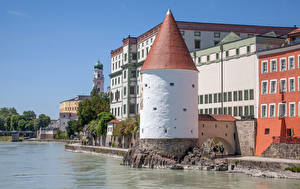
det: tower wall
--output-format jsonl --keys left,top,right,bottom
{"left": 140, "top": 69, "right": 198, "bottom": 139}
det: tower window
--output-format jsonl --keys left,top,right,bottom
{"left": 153, "top": 107, "right": 157, "bottom": 110}
{"left": 192, "top": 84, "right": 195, "bottom": 88}
{"left": 145, "top": 84, "right": 148, "bottom": 87}
{"left": 164, "top": 128, "right": 167, "bottom": 134}
{"left": 265, "top": 128, "right": 270, "bottom": 135}
{"left": 183, "top": 108, "right": 187, "bottom": 111}
{"left": 170, "top": 83, "right": 174, "bottom": 86}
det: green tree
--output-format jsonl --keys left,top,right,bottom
{"left": 10, "top": 115, "right": 20, "bottom": 131}
{"left": 77, "top": 95, "right": 110, "bottom": 132}
{"left": 96, "top": 112, "right": 115, "bottom": 136}
{"left": 25, "top": 120, "right": 34, "bottom": 131}
{"left": 23, "top": 111, "right": 36, "bottom": 121}
{"left": 66, "top": 120, "right": 78, "bottom": 138}
{"left": 4, "top": 117, "right": 11, "bottom": 131}
{"left": 0, "top": 117, "right": 4, "bottom": 131}
{"left": 34, "top": 114, "right": 51, "bottom": 131}
{"left": 0, "top": 107, "right": 18, "bottom": 120}
{"left": 113, "top": 119, "right": 138, "bottom": 137}
{"left": 17, "top": 119, "right": 27, "bottom": 131}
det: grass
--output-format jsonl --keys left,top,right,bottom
{"left": 0, "top": 136, "right": 12, "bottom": 141}
{"left": 285, "top": 166, "right": 300, "bottom": 173}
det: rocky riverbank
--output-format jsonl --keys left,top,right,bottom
{"left": 122, "top": 145, "right": 300, "bottom": 179}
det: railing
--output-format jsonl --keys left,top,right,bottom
{"left": 272, "top": 136, "right": 300, "bottom": 144}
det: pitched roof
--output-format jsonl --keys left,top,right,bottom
{"left": 140, "top": 9, "right": 198, "bottom": 72}
{"left": 219, "top": 32, "right": 241, "bottom": 45}
{"left": 198, "top": 114, "right": 236, "bottom": 122}
{"left": 108, "top": 120, "right": 120, "bottom": 124}
{"left": 289, "top": 28, "right": 300, "bottom": 35}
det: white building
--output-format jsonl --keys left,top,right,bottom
{"left": 109, "top": 16, "right": 295, "bottom": 120}
{"left": 193, "top": 32, "right": 285, "bottom": 118}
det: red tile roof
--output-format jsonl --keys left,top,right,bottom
{"left": 198, "top": 114, "right": 236, "bottom": 122}
{"left": 108, "top": 120, "right": 120, "bottom": 124}
{"left": 289, "top": 28, "right": 300, "bottom": 35}
{"left": 141, "top": 9, "right": 198, "bottom": 72}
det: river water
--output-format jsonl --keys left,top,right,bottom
{"left": 0, "top": 142, "right": 299, "bottom": 189}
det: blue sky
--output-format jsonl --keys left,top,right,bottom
{"left": 0, "top": 0, "right": 299, "bottom": 119}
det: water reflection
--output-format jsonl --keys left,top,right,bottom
{"left": 0, "top": 142, "right": 299, "bottom": 189}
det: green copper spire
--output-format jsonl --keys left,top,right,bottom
{"left": 94, "top": 60, "right": 103, "bottom": 69}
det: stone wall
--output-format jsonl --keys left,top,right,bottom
{"left": 139, "top": 138, "right": 197, "bottom": 160}
{"left": 235, "top": 120, "right": 256, "bottom": 156}
{"left": 65, "top": 144, "right": 128, "bottom": 157}
{"left": 262, "top": 143, "right": 300, "bottom": 160}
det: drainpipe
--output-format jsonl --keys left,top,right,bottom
{"left": 220, "top": 45, "right": 224, "bottom": 114}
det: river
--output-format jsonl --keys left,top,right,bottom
{"left": 0, "top": 142, "right": 299, "bottom": 189}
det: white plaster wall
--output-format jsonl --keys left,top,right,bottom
{"left": 140, "top": 69, "right": 198, "bottom": 139}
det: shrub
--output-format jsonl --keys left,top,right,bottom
{"left": 285, "top": 166, "right": 300, "bottom": 172}
{"left": 113, "top": 119, "right": 138, "bottom": 136}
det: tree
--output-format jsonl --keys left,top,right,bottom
{"left": 77, "top": 95, "right": 110, "bottom": 133}
{"left": 10, "top": 115, "right": 20, "bottom": 131}
{"left": 96, "top": 112, "right": 115, "bottom": 136}
{"left": 34, "top": 114, "right": 51, "bottom": 131}
{"left": 0, "top": 107, "right": 18, "bottom": 120}
{"left": 23, "top": 111, "right": 36, "bottom": 121}
{"left": 66, "top": 120, "right": 78, "bottom": 138}
{"left": 4, "top": 117, "right": 11, "bottom": 131}
{"left": 113, "top": 119, "right": 138, "bottom": 137}
{"left": 17, "top": 119, "right": 27, "bottom": 131}
{"left": 0, "top": 117, "right": 4, "bottom": 131}
{"left": 25, "top": 120, "right": 34, "bottom": 131}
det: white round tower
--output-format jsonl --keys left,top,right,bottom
{"left": 139, "top": 9, "right": 198, "bottom": 158}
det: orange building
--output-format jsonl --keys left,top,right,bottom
{"left": 256, "top": 40, "right": 300, "bottom": 155}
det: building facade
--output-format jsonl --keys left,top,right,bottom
{"left": 59, "top": 95, "right": 91, "bottom": 130}
{"left": 256, "top": 43, "right": 300, "bottom": 155}
{"left": 194, "top": 33, "right": 285, "bottom": 118}
{"left": 109, "top": 19, "right": 295, "bottom": 120}
{"left": 93, "top": 60, "right": 104, "bottom": 93}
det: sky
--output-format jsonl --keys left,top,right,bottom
{"left": 0, "top": 0, "right": 299, "bottom": 119}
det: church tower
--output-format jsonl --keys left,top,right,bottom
{"left": 139, "top": 9, "right": 199, "bottom": 158}
{"left": 93, "top": 60, "right": 104, "bottom": 93}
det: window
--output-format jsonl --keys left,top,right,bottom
{"left": 289, "top": 78, "right": 295, "bottom": 92}
{"left": 226, "top": 51, "right": 229, "bottom": 57}
{"left": 195, "top": 40, "right": 201, "bottom": 49}
{"left": 130, "top": 86, "right": 135, "bottom": 94}
{"left": 280, "top": 58, "right": 287, "bottom": 71}
{"left": 234, "top": 107, "right": 238, "bottom": 116}
{"left": 280, "top": 79, "right": 287, "bottom": 92}
{"left": 287, "top": 129, "right": 292, "bottom": 137}
{"left": 170, "top": 82, "right": 174, "bottom": 86}
{"left": 269, "top": 104, "right": 275, "bottom": 118}
{"left": 146, "top": 47, "right": 149, "bottom": 56}
{"left": 261, "top": 81, "right": 268, "bottom": 94}
{"left": 200, "top": 109, "right": 203, "bottom": 114}
{"left": 142, "top": 49, "right": 144, "bottom": 58}
{"left": 137, "top": 51, "right": 140, "bottom": 59}
{"left": 298, "top": 55, "right": 300, "bottom": 68}
{"left": 228, "top": 92, "right": 232, "bottom": 102}
{"left": 218, "top": 93, "right": 222, "bottom": 103}
{"left": 214, "top": 108, "right": 218, "bottom": 114}
{"left": 270, "top": 59, "right": 277, "bottom": 72}
{"left": 228, "top": 107, "right": 232, "bottom": 115}
{"left": 123, "top": 87, "right": 126, "bottom": 96}
{"left": 265, "top": 128, "right": 270, "bottom": 135}
{"left": 199, "top": 95, "right": 203, "bottom": 104}
{"left": 236, "top": 48, "right": 240, "bottom": 56}
{"left": 132, "top": 53, "right": 137, "bottom": 60}
{"left": 205, "top": 95, "right": 208, "bottom": 104}
{"left": 242, "top": 106, "right": 247, "bottom": 116}
{"left": 261, "top": 104, "right": 267, "bottom": 118}
{"left": 209, "top": 94, "right": 212, "bottom": 103}
{"left": 238, "top": 90, "right": 243, "bottom": 101}
{"left": 270, "top": 80, "right": 277, "bottom": 94}
{"left": 250, "top": 105, "right": 254, "bottom": 116}
{"left": 288, "top": 56, "right": 295, "bottom": 70}
{"left": 124, "top": 70, "right": 127, "bottom": 79}
{"left": 233, "top": 91, "right": 238, "bottom": 101}
{"left": 278, "top": 103, "right": 286, "bottom": 117}
{"left": 117, "top": 107, "right": 120, "bottom": 116}
{"left": 214, "top": 32, "right": 220, "bottom": 38}
{"left": 129, "top": 104, "right": 135, "bottom": 114}
{"left": 249, "top": 89, "right": 254, "bottom": 100}
{"left": 216, "top": 53, "right": 219, "bottom": 60}
{"left": 207, "top": 55, "right": 210, "bottom": 62}
{"left": 223, "top": 107, "right": 227, "bottom": 115}
{"left": 238, "top": 106, "right": 243, "bottom": 116}
{"left": 218, "top": 108, "right": 222, "bottom": 114}
{"left": 123, "top": 104, "right": 126, "bottom": 114}
{"left": 153, "top": 107, "right": 157, "bottom": 110}
{"left": 244, "top": 90, "right": 249, "bottom": 100}
{"left": 223, "top": 92, "right": 227, "bottom": 102}
{"left": 205, "top": 109, "right": 208, "bottom": 114}
{"left": 214, "top": 41, "right": 220, "bottom": 46}
{"left": 247, "top": 46, "right": 251, "bottom": 53}
{"left": 262, "top": 61, "right": 268, "bottom": 73}
{"left": 299, "top": 77, "right": 300, "bottom": 91}
{"left": 131, "top": 70, "right": 136, "bottom": 78}
{"left": 194, "top": 31, "right": 201, "bottom": 36}
{"left": 214, "top": 93, "right": 218, "bottom": 103}
{"left": 209, "top": 108, "right": 212, "bottom": 114}
{"left": 124, "top": 53, "right": 127, "bottom": 62}
{"left": 289, "top": 102, "right": 295, "bottom": 117}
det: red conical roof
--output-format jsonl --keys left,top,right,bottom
{"left": 141, "top": 9, "right": 198, "bottom": 72}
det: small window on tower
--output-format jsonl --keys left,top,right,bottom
{"left": 145, "top": 84, "right": 148, "bottom": 87}
{"left": 164, "top": 128, "right": 168, "bottom": 134}
{"left": 170, "top": 83, "right": 174, "bottom": 86}
{"left": 265, "top": 128, "right": 270, "bottom": 135}
{"left": 192, "top": 84, "right": 195, "bottom": 88}
{"left": 153, "top": 107, "right": 157, "bottom": 111}
{"left": 183, "top": 108, "right": 187, "bottom": 112}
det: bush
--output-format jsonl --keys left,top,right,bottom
{"left": 113, "top": 119, "right": 138, "bottom": 136}
{"left": 285, "top": 166, "right": 300, "bottom": 172}
{"left": 96, "top": 112, "right": 115, "bottom": 136}
{"left": 55, "top": 129, "right": 68, "bottom": 140}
